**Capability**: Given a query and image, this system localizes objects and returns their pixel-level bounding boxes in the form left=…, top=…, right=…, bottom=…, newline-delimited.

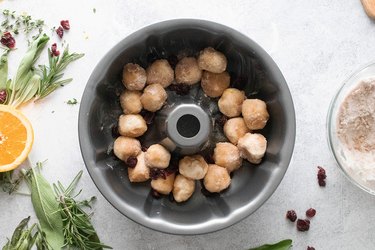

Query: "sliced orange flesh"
left=0, top=105, right=34, bottom=172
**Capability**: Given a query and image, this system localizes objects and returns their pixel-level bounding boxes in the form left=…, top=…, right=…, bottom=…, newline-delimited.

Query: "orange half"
left=0, top=104, right=34, bottom=172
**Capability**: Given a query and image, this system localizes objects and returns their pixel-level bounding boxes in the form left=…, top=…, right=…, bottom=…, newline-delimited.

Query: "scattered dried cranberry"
left=140, top=110, right=155, bottom=125
left=216, top=115, right=228, bottom=128
left=1, top=31, right=16, bottom=49
left=286, top=210, right=297, bottom=222
left=307, top=247, right=315, bottom=250
left=0, top=89, right=7, bottom=104
left=297, top=219, right=310, bottom=232
left=168, top=84, right=190, bottom=95
left=125, top=156, right=137, bottom=168
left=60, top=20, right=70, bottom=30
left=50, top=43, right=60, bottom=57
left=141, top=146, right=148, bottom=152
left=306, top=208, right=316, bottom=218
left=317, top=166, right=327, bottom=187
left=56, top=26, right=64, bottom=38
left=111, top=124, right=120, bottom=138
left=151, top=189, right=161, bottom=199
left=149, top=168, right=167, bottom=180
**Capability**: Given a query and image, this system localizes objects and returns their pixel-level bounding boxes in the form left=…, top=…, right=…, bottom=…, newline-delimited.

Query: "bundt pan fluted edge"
left=78, top=19, right=296, bottom=235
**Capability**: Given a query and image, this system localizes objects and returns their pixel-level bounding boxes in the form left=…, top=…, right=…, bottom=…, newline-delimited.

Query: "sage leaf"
left=249, top=239, right=293, bottom=250
left=0, top=51, right=8, bottom=89
left=10, top=217, right=30, bottom=246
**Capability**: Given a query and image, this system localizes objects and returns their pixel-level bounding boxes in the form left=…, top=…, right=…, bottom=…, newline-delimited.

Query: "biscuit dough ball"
left=122, top=63, right=147, bottom=91
left=201, top=71, right=230, bottom=98
left=179, top=155, right=208, bottom=180
left=242, top=99, right=269, bottom=130
left=146, top=59, right=174, bottom=88
left=203, top=164, right=231, bottom=193
left=113, top=136, right=141, bottom=161
left=120, top=91, right=143, bottom=114
left=118, top=114, right=147, bottom=138
left=218, top=88, right=246, bottom=117
left=151, top=173, right=175, bottom=195
left=145, top=144, right=171, bottom=169
left=224, top=117, right=249, bottom=145
left=173, top=175, right=195, bottom=202
left=213, top=142, right=242, bottom=173
left=197, top=47, right=227, bottom=73
left=128, top=152, right=150, bottom=183
left=237, top=133, right=267, bottom=164
left=175, top=57, right=202, bottom=85
left=140, top=84, right=167, bottom=112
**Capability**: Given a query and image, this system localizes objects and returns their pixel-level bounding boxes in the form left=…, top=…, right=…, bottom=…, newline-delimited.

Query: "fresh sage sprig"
left=249, top=239, right=293, bottom=250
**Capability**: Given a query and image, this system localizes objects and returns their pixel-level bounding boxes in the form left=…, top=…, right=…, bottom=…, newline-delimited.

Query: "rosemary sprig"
left=0, top=170, right=24, bottom=194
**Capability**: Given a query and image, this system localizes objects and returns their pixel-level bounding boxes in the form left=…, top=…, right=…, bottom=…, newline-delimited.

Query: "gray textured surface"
left=1, top=0, right=375, bottom=249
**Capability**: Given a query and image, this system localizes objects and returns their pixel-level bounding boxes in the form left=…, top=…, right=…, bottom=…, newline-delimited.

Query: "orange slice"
left=0, top=104, right=34, bottom=172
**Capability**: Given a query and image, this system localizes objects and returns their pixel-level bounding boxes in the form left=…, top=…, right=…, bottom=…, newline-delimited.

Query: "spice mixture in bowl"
left=78, top=19, right=296, bottom=234
left=328, top=62, right=375, bottom=194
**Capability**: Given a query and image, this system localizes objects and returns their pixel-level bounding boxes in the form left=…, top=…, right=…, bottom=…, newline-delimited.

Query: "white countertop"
left=1, top=0, right=375, bottom=249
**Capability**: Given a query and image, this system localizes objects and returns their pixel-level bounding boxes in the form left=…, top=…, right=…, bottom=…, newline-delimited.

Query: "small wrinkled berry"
left=307, top=247, right=315, bottom=250
left=317, top=166, right=327, bottom=187
left=126, top=157, right=137, bottom=168
left=306, top=208, right=316, bottom=218
left=1, top=31, right=16, bottom=48
left=297, top=219, right=310, bottom=232
left=56, top=26, right=64, bottom=38
left=50, top=43, right=60, bottom=57
left=60, top=20, right=70, bottom=30
left=0, top=89, right=7, bottom=104
left=286, top=210, right=297, bottom=222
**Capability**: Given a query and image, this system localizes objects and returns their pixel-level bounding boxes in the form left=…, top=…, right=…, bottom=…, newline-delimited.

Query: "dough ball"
left=173, top=175, right=195, bottom=202
left=146, top=59, right=174, bottom=88
left=203, top=164, right=231, bottom=193
left=224, top=117, right=249, bottom=145
left=118, top=114, right=147, bottom=137
left=128, top=152, right=149, bottom=182
left=201, top=71, right=230, bottom=98
left=140, top=84, right=167, bottom=112
left=218, top=88, right=245, bottom=117
left=120, top=90, right=142, bottom=114
left=237, top=133, right=267, bottom=164
left=175, top=57, right=202, bottom=85
left=151, top=173, right=175, bottom=195
left=145, top=144, right=171, bottom=169
left=122, top=63, right=147, bottom=91
left=113, top=136, right=141, bottom=161
left=213, top=142, right=242, bottom=173
left=179, top=155, right=208, bottom=180
left=197, top=47, right=227, bottom=73
left=242, top=99, right=269, bottom=130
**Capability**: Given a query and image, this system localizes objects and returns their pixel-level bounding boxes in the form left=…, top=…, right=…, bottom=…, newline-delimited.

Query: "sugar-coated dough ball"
left=197, top=47, right=227, bottom=73
left=173, top=175, right=195, bottom=202
left=145, top=144, right=171, bottom=169
left=242, top=99, right=269, bottom=130
left=218, top=88, right=245, bottom=117
left=224, top=117, right=249, bottom=145
left=128, top=152, right=149, bottom=183
left=118, top=114, right=147, bottom=138
left=140, top=84, right=167, bottom=112
left=213, top=142, right=242, bottom=173
left=175, top=57, right=202, bottom=85
left=237, top=133, right=267, bottom=164
left=122, top=63, right=147, bottom=91
left=179, top=155, right=208, bottom=180
left=113, top=136, right=141, bottom=161
left=146, top=59, right=174, bottom=88
left=201, top=71, right=230, bottom=98
left=151, top=173, right=175, bottom=195
left=203, top=164, right=231, bottom=193
left=120, top=91, right=142, bottom=114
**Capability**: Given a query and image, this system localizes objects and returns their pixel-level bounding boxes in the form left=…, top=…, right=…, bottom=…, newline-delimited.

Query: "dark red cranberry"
left=1, top=31, right=16, bottom=49
left=50, top=43, right=60, bottom=57
left=317, top=166, right=327, bottom=187
left=151, top=189, right=161, bottom=199
left=56, top=26, right=64, bottom=38
left=168, top=84, right=190, bottom=95
left=318, top=179, right=326, bottom=187
left=111, top=124, right=120, bottom=138
left=216, top=115, right=228, bottom=128
left=141, top=146, right=148, bottom=152
left=297, top=219, right=310, bottom=231
left=125, top=157, right=137, bottom=168
left=306, top=208, right=316, bottom=218
left=60, top=20, right=70, bottom=30
left=149, top=168, right=167, bottom=180
left=141, top=110, right=155, bottom=125
left=286, top=210, right=297, bottom=222
left=307, top=247, right=315, bottom=250
left=0, top=89, right=7, bottom=104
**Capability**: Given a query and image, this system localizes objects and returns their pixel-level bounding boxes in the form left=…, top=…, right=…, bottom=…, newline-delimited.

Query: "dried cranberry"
left=125, top=157, right=137, bottom=168
left=50, top=43, right=60, bottom=57
left=297, top=219, right=310, bottom=231
left=317, top=166, right=327, bottom=187
left=168, top=84, right=190, bottom=95
left=141, top=146, right=148, bottom=152
left=0, top=89, right=7, bottom=104
left=151, top=189, right=161, bottom=199
left=141, top=110, right=155, bottom=125
left=149, top=168, right=167, bottom=180
left=216, top=115, right=228, bottom=128
left=1, top=32, right=16, bottom=49
left=306, top=208, right=316, bottom=218
left=56, top=26, right=64, bottom=38
left=60, top=20, right=70, bottom=30
left=286, top=210, right=297, bottom=222
left=111, top=124, right=120, bottom=138
left=318, top=179, right=326, bottom=187
left=307, top=247, right=315, bottom=250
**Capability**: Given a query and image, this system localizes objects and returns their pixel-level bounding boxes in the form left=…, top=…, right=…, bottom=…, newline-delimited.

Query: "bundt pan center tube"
left=78, top=19, right=296, bottom=235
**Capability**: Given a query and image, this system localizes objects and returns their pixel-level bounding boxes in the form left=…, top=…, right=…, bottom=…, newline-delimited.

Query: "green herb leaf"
left=66, top=98, right=77, bottom=105
left=0, top=51, right=9, bottom=89
left=0, top=170, right=24, bottom=194
left=1, top=217, right=40, bottom=250
left=249, top=239, right=293, bottom=250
